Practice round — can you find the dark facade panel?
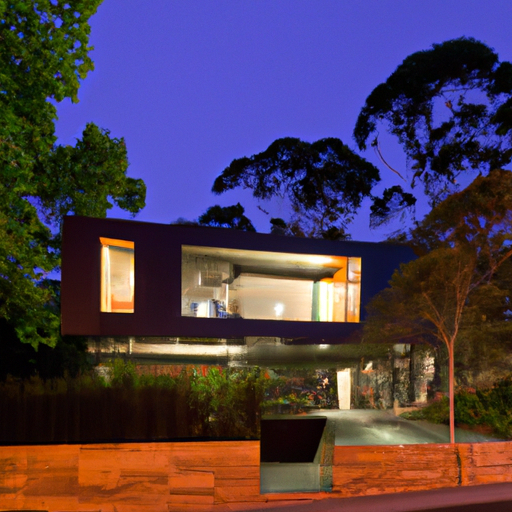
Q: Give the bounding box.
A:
[61,216,415,341]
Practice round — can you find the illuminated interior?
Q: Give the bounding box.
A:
[100,238,135,313]
[181,245,361,322]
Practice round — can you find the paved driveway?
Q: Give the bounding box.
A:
[305,409,499,445]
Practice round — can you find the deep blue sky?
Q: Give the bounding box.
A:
[54,0,512,241]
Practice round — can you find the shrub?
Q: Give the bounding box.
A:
[454,390,484,426]
[401,376,512,439]
[0,362,267,444]
[422,396,450,424]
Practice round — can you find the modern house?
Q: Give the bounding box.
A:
[61,215,424,416]
[61,215,415,346]
[46,215,507,505]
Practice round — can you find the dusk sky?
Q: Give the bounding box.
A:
[54,0,512,241]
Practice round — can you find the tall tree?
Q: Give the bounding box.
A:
[212,137,380,239]
[1,1,146,349]
[364,169,512,442]
[354,37,512,226]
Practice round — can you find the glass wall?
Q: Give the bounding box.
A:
[100,237,135,313]
[181,245,361,322]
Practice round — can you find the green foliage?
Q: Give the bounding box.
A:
[366,170,512,374]
[206,39,512,235]
[38,123,146,227]
[365,171,512,443]
[0,362,267,443]
[0,310,91,381]
[369,185,417,229]
[198,203,256,231]
[269,217,288,236]
[365,246,476,348]
[108,358,138,388]
[475,376,512,438]
[412,169,512,256]
[261,369,339,411]
[211,137,380,238]
[354,37,512,224]
[456,277,512,387]
[403,377,512,439]
[0,1,146,349]
[403,397,450,424]
[188,366,267,437]
[454,391,484,426]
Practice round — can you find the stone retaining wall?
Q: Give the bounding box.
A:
[2,441,512,510]
[0,441,262,511]
[333,442,512,496]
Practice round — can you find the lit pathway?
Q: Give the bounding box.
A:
[305,409,500,445]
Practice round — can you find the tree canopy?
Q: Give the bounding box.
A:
[364,170,512,442]
[212,137,380,239]
[209,38,512,235]
[354,37,512,226]
[0,1,146,349]
[198,203,256,231]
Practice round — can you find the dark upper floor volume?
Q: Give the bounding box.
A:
[61,216,415,343]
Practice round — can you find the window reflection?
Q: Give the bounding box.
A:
[100,238,134,313]
[181,246,361,323]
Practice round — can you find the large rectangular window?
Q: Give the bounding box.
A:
[181,246,361,322]
[100,238,135,313]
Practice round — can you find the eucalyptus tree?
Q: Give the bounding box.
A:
[365,170,512,442]
[211,137,381,239]
[354,37,512,226]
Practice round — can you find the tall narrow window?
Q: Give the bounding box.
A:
[316,278,334,322]
[346,257,361,322]
[100,238,135,313]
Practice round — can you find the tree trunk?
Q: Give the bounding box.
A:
[448,343,455,444]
